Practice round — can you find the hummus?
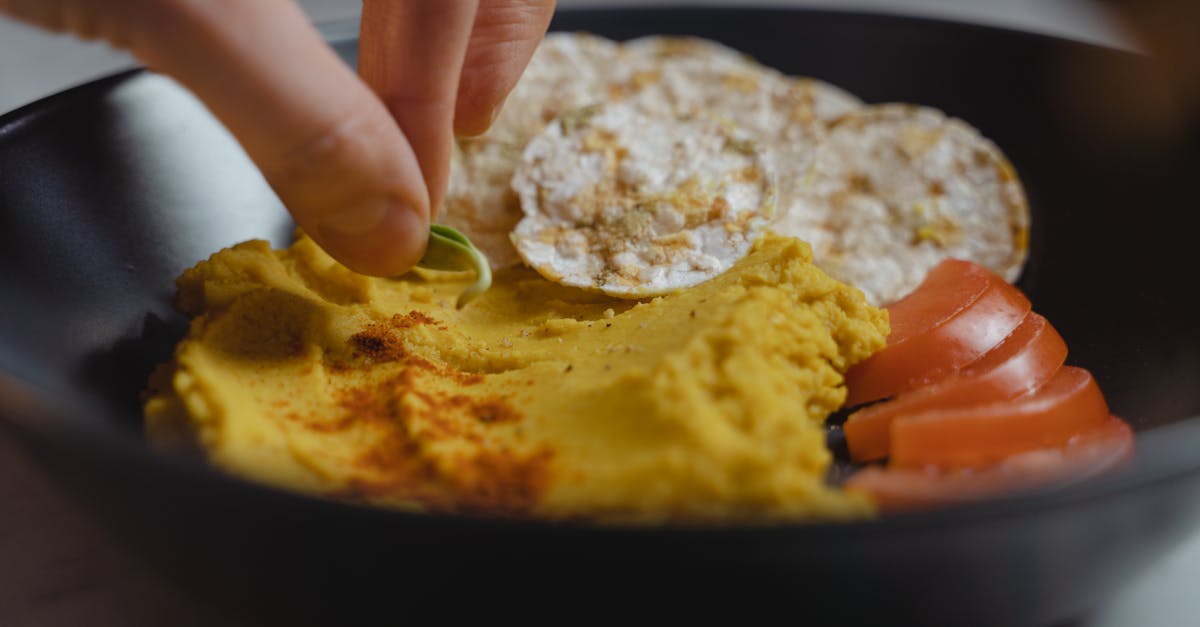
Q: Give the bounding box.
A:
[145,233,887,523]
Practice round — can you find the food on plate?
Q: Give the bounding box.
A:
[844,417,1133,513]
[146,32,1119,520]
[444,33,1028,305]
[843,258,1031,407]
[845,312,1067,462]
[889,366,1110,468]
[510,102,775,297]
[841,259,1133,513]
[144,233,888,522]
[772,105,1030,305]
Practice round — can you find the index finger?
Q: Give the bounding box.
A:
[1,0,434,277]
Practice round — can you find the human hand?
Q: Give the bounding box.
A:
[0,0,556,276]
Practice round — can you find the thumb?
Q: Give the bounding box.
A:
[0,0,430,277]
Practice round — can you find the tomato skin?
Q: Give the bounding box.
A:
[889,366,1110,469]
[845,417,1133,514]
[834,259,1132,513]
[845,313,1068,462]
[844,259,1031,407]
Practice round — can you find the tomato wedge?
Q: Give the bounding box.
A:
[845,313,1068,462]
[845,417,1133,513]
[844,259,1031,407]
[889,366,1110,469]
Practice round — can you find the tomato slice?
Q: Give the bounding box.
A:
[844,259,1031,407]
[889,366,1110,469]
[845,313,1068,462]
[845,416,1133,513]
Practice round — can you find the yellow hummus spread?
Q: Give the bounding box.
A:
[145,233,887,523]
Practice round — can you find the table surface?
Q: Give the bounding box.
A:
[2,2,1197,626]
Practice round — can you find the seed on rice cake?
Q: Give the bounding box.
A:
[786,77,864,125]
[511,102,776,297]
[772,104,1030,305]
[442,32,621,269]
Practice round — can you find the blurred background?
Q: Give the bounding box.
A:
[0,0,1131,114]
[0,1,1192,627]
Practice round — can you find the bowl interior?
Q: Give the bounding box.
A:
[6,11,1200,627]
[1,7,1199,499]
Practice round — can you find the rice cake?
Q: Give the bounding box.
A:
[511,103,776,297]
[615,36,861,127]
[444,33,865,273]
[615,36,863,235]
[772,104,1030,305]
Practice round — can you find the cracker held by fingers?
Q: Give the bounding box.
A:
[511,102,776,297]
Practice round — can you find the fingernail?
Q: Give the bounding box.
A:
[317,199,428,277]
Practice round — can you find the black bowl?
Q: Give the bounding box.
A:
[3,8,1199,627]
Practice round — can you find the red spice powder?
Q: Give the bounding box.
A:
[349,327,406,362]
[390,310,446,330]
[473,400,521,424]
[341,316,485,388]
[348,310,446,362]
[317,329,550,516]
